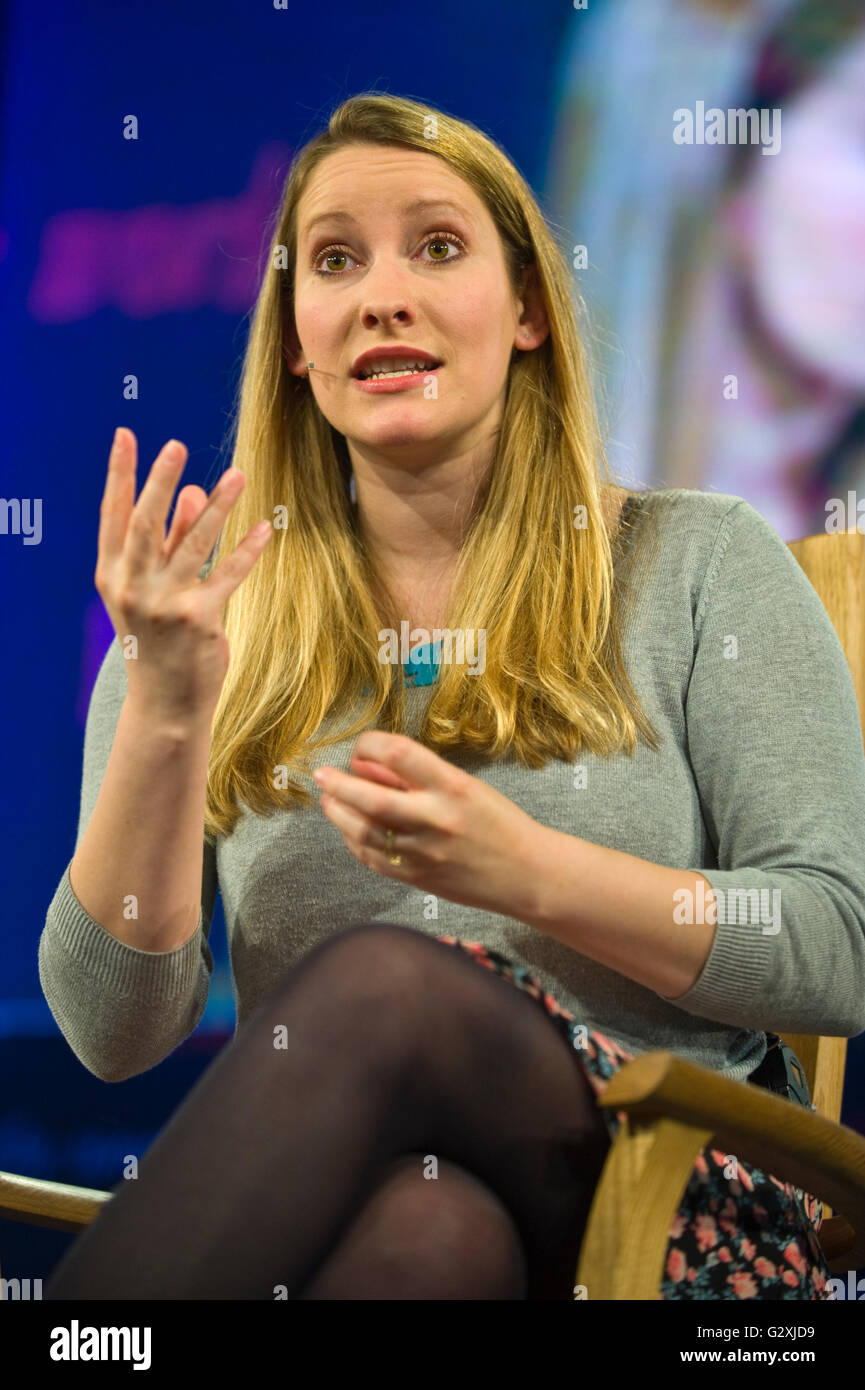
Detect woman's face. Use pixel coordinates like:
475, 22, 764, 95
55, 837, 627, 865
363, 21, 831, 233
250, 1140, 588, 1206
288, 142, 547, 468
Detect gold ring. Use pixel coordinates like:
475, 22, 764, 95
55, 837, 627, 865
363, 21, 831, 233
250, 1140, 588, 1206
384, 827, 402, 866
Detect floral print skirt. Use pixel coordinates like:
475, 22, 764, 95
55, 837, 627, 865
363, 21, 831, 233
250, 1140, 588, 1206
437, 935, 832, 1300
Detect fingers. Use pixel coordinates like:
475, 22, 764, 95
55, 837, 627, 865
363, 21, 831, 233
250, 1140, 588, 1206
347, 757, 412, 792
124, 438, 190, 576
97, 428, 137, 571
352, 731, 448, 791
314, 757, 430, 833
164, 466, 248, 585
198, 516, 273, 604
96, 425, 273, 607
162, 485, 209, 562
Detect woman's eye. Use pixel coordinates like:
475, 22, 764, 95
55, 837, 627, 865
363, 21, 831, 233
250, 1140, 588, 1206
316, 249, 354, 275
424, 235, 462, 262
313, 232, 465, 277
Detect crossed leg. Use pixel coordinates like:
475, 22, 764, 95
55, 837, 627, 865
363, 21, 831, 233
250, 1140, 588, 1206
45, 924, 611, 1301
300, 1154, 530, 1299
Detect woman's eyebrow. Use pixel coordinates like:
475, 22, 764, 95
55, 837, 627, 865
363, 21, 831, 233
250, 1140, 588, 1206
301, 198, 475, 241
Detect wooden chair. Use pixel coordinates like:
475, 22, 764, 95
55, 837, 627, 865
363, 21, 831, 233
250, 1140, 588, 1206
3, 524, 865, 1300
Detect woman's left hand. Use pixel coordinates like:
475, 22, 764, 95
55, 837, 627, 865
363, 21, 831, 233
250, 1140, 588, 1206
313, 730, 548, 924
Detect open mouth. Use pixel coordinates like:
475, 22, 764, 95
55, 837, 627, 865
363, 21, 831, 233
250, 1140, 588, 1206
354, 360, 443, 382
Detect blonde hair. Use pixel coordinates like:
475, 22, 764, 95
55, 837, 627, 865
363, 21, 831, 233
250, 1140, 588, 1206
204, 92, 660, 841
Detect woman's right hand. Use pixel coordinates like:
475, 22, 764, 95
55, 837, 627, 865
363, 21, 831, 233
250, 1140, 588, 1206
95, 427, 272, 729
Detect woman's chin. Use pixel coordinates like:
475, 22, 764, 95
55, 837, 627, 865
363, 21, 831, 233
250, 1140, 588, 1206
346, 421, 455, 453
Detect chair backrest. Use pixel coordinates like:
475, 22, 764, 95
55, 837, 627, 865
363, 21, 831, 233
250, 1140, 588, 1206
783, 525, 865, 1124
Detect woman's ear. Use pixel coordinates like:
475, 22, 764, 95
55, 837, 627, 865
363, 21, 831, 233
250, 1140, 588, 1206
515, 263, 551, 351
283, 319, 308, 378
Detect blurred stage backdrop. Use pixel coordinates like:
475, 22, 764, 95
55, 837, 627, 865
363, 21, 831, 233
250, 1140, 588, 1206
2, 0, 864, 1290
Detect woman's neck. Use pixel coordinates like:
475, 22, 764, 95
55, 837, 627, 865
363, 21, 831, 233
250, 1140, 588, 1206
366, 483, 632, 634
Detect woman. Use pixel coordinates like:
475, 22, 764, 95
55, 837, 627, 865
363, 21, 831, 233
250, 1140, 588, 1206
40, 93, 865, 1300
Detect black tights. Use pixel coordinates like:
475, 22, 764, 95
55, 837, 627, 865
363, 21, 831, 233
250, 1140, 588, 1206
45, 925, 612, 1300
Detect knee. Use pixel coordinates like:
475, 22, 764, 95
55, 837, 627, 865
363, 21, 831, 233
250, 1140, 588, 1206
381, 1156, 528, 1293
284, 922, 439, 1006
259, 923, 446, 1049
390, 1156, 528, 1297
306, 1154, 528, 1300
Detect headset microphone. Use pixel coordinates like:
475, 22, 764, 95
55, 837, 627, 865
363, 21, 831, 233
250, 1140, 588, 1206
305, 362, 357, 381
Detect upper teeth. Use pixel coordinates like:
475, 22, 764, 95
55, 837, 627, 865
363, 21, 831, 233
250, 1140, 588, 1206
359, 358, 436, 379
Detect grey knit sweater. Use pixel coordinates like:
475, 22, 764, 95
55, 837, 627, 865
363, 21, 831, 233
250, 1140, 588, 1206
39, 489, 865, 1082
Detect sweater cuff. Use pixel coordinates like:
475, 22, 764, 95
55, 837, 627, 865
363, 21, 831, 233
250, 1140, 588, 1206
44, 862, 208, 1003
659, 868, 775, 1020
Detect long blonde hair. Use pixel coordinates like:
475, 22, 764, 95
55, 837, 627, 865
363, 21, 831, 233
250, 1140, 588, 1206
204, 92, 660, 841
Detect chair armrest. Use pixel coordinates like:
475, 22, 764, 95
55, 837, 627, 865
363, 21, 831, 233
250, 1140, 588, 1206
598, 1051, 865, 1268
0, 1170, 113, 1233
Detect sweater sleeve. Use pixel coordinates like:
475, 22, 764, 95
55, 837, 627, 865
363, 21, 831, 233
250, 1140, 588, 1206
38, 634, 217, 1082
660, 498, 865, 1036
